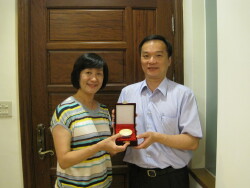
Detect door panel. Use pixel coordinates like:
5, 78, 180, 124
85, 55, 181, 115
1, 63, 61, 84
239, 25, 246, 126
19, 0, 182, 187
49, 51, 125, 84
49, 9, 124, 41
132, 9, 157, 81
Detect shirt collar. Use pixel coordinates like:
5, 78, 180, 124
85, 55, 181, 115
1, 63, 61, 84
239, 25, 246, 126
158, 78, 168, 96
140, 78, 168, 96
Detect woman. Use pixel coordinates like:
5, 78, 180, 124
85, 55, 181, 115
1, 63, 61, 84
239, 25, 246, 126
50, 53, 129, 188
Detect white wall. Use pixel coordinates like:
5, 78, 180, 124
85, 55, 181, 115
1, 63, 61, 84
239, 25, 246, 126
216, 0, 250, 187
0, 0, 23, 187
183, 0, 207, 187
183, 0, 206, 169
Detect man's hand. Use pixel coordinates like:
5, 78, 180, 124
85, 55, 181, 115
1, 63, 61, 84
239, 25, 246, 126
134, 132, 156, 149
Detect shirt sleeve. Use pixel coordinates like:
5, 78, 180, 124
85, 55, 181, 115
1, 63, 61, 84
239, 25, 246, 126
179, 90, 203, 138
50, 105, 72, 133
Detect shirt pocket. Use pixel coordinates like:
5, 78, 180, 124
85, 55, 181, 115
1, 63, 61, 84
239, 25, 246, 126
160, 114, 179, 134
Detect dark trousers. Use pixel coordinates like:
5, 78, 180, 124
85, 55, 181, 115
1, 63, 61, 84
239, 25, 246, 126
128, 164, 189, 188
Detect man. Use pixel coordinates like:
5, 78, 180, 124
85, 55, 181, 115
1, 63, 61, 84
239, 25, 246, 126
118, 35, 202, 188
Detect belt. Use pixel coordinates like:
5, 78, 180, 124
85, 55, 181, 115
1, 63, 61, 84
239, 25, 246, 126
129, 164, 183, 178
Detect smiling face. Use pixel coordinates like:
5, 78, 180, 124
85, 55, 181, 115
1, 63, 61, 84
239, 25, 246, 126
79, 68, 104, 95
140, 40, 171, 82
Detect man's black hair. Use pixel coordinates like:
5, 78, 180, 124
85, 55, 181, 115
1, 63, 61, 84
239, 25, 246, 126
139, 34, 173, 57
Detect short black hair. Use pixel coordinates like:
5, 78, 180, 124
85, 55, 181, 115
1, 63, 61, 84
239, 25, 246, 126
71, 53, 109, 90
139, 34, 173, 57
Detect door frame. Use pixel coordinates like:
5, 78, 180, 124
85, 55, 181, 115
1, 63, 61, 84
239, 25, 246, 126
18, 0, 183, 187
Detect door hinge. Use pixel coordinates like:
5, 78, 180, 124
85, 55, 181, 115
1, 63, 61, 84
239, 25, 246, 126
171, 15, 175, 34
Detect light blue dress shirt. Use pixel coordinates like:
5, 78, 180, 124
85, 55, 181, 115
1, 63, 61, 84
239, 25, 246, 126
118, 78, 203, 169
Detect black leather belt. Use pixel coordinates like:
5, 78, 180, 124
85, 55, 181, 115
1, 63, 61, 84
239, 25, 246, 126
129, 164, 183, 178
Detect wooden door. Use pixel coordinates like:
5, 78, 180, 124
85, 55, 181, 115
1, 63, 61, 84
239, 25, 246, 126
18, 0, 183, 187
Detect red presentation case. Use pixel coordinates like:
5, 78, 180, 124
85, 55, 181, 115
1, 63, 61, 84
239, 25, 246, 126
115, 103, 138, 146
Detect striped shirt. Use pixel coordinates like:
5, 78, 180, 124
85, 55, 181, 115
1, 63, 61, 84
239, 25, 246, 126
50, 96, 112, 188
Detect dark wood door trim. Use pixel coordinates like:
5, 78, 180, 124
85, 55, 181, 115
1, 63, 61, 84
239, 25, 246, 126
18, 0, 183, 187
174, 0, 184, 84
18, 0, 34, 187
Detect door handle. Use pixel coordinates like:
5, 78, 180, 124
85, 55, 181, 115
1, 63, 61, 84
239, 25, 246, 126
37, 123, 54, 160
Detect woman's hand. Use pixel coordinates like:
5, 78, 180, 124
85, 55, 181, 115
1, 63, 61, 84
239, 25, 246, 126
111, 109, 115, 134
98, 133, 130, 155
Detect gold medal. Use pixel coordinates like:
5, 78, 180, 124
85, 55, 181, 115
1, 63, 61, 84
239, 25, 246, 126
119, 129, 132, 137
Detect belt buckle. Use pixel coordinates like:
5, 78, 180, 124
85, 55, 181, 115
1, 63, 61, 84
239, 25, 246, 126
147, 170, 156, 177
